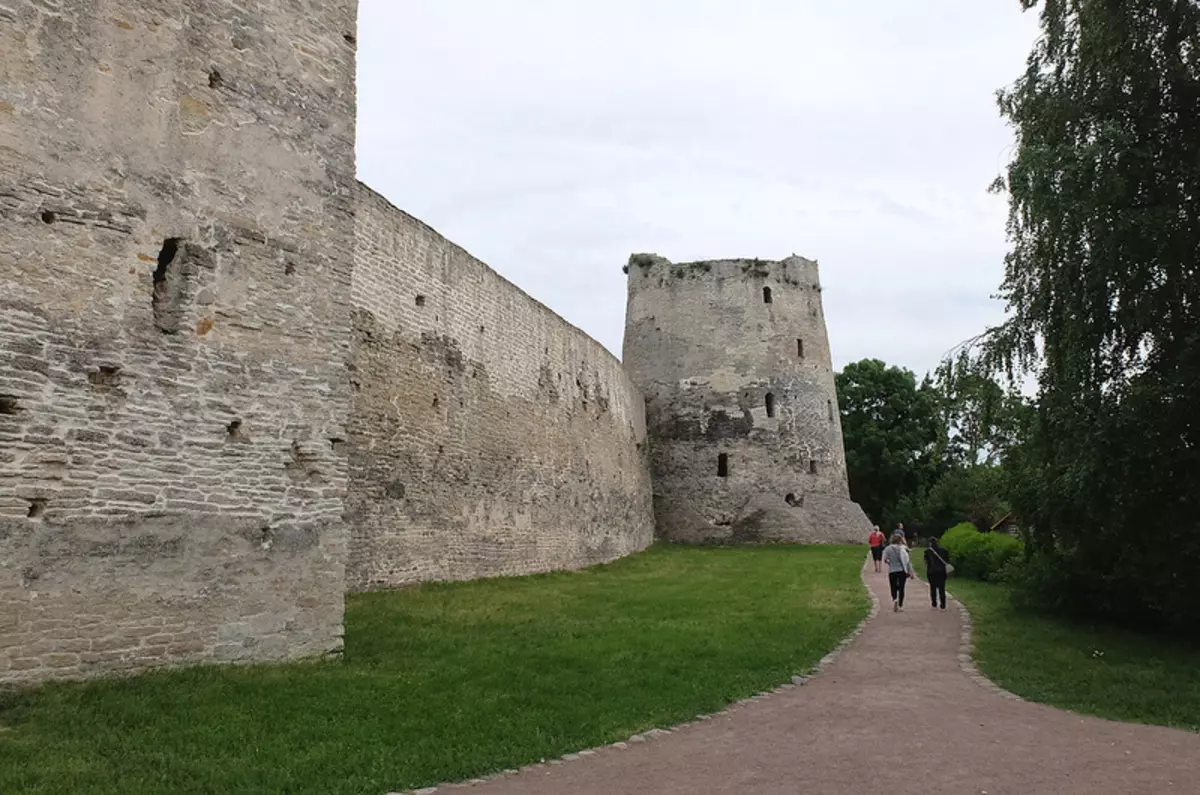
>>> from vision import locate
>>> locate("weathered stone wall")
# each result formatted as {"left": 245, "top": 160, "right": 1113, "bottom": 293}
{"left": 622, "top": 255, "right": 871, "bottom": 544}
{"left": 0, "top": 0, "right": 358, "bottom": 684}
{"left": 348, "top": 185, "right": 655, "bottom": 589}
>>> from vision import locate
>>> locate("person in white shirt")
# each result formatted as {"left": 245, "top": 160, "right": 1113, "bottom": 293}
{"left": 881, "top": 533, "right": 914, "bottom": 612}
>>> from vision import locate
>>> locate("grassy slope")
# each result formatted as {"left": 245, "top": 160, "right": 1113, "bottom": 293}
{"left": 0, "top": 544, "right": 868, "bottom": 795}
{"left": 914, "top": 552, "right": 1200, "bottom": 731}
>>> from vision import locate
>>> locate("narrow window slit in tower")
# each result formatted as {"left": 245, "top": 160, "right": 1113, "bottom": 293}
{"left": 765, "top": 392, "right": 775, "bottom": 418}
{"left": 152, "top": 237, "right": 184, "bottom": 334}
{"left": 763, "top": 286, "right": 772, "bottom": 303}
{"left": 797, "top": 338, "right": 804, "bottom": 358}
{"left": 809, "top": 460, "right": 818, "bottom": 475}
{"left": 828, "top": 400, "right": 834, "bottom": 421}
{"left": 717, "top": 453, "right": 729, "bottom": 478}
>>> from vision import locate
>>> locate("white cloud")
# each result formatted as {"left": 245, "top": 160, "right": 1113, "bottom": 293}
{"left": 356, "top": 0, "right": 1040, "bottom": 377}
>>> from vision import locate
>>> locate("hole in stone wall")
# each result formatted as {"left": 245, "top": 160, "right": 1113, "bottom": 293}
{"left": 27, "top": 498, "right": 46, "bottom": 519}
{"left": 828, "top": 400, "right": 835, "bottom": 421}
{"left": 432, "top": 396, "right": 439, "bottom": 407}
{"left": 226, "top": 419, "right": 248, "bottom": 442}
{"left": 152, "top": 237, "right": 183, "bottom": 334}
{"left": 41, "top": 210, "right": 57, "bottom": 224}
{"left": 797, "top": 338, "right": 804, "bottom": 358}
{"left": 87, "top": 364, "right": 122, "bottom": 388}
{"left": 717, "top": 453, "right": 729, "bottom": 478}
{"left": 785, "top": 492, "right": 797, "bottom": 506}
{"left": 809, "top": 460, "right": 818, "bottom": 475}
{"left": 285, "top": 261, "right": 297, "bottom": 275}
{"left": 208, "top": 68, "right": 223, "bottom": 89}
{"left": 415, "top": 295, "right": 426, "bottom": 307}
{"left": 343, "top": 32, "right": 357, "bottom": 45}
{"left": 0, "top": 395, "right": 21, "bottom": 415}
{"left": 765, "top": 392, "right": 775, "bottom": 418}
{"left": 763, "top": 286, "right": 772, "bottom": 303}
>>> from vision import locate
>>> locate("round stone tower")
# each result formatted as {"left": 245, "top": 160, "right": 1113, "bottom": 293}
{"left": 621, "top": 253, "right": 871, "bottom": 543}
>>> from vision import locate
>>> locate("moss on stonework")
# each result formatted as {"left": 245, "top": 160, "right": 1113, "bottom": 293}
{"left": 740, "top": 259, "right": 769, "bottom": 278}
{"left": 627, "top": 253, "right": 664, "bottom": 272}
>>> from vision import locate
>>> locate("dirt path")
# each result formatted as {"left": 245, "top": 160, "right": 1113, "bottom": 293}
{"left": 399, "top": 561, "right": 1200, "bottom": 794}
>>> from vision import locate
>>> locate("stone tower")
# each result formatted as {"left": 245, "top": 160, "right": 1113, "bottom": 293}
{"left": 1, "top": 1, "right": 358, "bottom": 682}
{"left": 622, "top": 254, "right": 871, "bottom": 544}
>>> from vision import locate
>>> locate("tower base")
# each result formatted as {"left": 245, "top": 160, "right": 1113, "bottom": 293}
{"left": 654, "top": 492, "right": 872, "bottom": 545}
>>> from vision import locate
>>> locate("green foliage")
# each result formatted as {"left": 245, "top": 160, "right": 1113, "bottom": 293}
{"left": 940, "top": 522, "right": 1022, "bottom": 581}
{"left": 931, "top": 354, "right": 1033, "bottom": 468}
{"left": 0, "top": 545, "right": 867, "bottom": 795}
{"left": 981, "top": 0, "right": 1200, "bottom": 634}
{"left": 835, "top": 358, "right": 942, "bottom": 525}
{"left": 919, "top": 465, "right": 1010, "bottom": 537}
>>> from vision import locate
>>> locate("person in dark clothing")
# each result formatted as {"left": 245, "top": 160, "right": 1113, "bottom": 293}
{"left": 924, "top": 538, "right": 951, "bottom": 610}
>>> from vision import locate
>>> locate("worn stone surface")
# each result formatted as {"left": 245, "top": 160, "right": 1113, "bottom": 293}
{"left": 622, "top": 255, "right": 870, "bottom": 543}
{"left": 0, "top": 0, "right": 358, "bottom": 683}
{"left": 1, "top": 1, "right": 870, "bottom": 687}
{"left": 347, "top": 186, "right": 654, "bottom": 589}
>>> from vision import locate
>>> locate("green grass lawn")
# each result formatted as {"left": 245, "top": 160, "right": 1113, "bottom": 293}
{"left": 914, "top": 551, "right": 1200, "bottom": 731}
{"left": 0, "top": 543, "right": 868, "bottom": 795}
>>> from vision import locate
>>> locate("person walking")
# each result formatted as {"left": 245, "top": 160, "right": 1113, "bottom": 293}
{"left": 868, "top": 525, "right": 887, "bottom": 573}
{"left": 882, "top": 533, "right": 913, "bottom": 612}
{"left": 924, "top": 537, "right": 951, "bottom": 610}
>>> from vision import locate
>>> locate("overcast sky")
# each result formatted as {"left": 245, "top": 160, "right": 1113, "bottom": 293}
{"left": 356, "top": 1, "right": 1041, "bottom": 378}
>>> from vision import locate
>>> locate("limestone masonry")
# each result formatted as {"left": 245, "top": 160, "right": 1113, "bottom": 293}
{"left": 348, "top": 186, "right": 653, "bottom": 590}
{"left": 0, "top": 1, "right": 866, "bottom": 686}
{"left": 623, "top": 255, "right": 870, "bottom": 544}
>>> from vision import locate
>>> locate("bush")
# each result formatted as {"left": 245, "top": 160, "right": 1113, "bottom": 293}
{"left": 940, "top": 522, "right": 1022, "bottom": 581}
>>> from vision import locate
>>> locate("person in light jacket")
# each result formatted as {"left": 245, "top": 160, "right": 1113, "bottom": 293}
{"left": 882, "top": 533, "right": 913, "bottom": 612}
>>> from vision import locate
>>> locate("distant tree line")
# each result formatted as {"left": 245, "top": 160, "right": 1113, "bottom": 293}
{"left": 835, "top": 357, "right": 1029, "bottom": 540}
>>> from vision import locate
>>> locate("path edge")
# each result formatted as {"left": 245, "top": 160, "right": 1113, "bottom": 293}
{"left": 947, "top": 584, "right": 1026, "bottom": 703}
{"left": 386, "top": 556, "right": 881, "bottom": 795}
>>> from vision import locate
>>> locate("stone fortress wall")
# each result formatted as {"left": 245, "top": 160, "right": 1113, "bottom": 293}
{"left": 0, "top": 0, "right": 359, "bottom": 684}
{"left": 622, "top": 255, "right": 871, "bottom": 544}
{"left": 347, "top": 185, "right": 654, "bottom": 590}
{"left": 1, "top": 0, "right": 861, "bottom": 688}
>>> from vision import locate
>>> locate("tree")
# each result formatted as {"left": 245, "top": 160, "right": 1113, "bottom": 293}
{"left": 932, "top": 354, "right": 1031, "bottom": 469}
{"left": 835, "top": 359, "right": 941, "bottom": 526}
{"left": 983, "top": 0, "right": 1200, "bottom": 631}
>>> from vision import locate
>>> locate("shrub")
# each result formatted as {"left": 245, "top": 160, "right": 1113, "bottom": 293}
{"left": 940, "top": 522, "right": 1022, "bottom": 581}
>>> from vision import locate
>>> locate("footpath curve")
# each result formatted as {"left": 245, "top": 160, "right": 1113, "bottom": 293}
{"left": 397, "top": 561, "right": 1200, "bottom": 795}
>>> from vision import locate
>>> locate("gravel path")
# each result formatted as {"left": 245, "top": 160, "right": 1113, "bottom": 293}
{"left": 396, "top": 560, "right": 1200, "bottom": 794}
